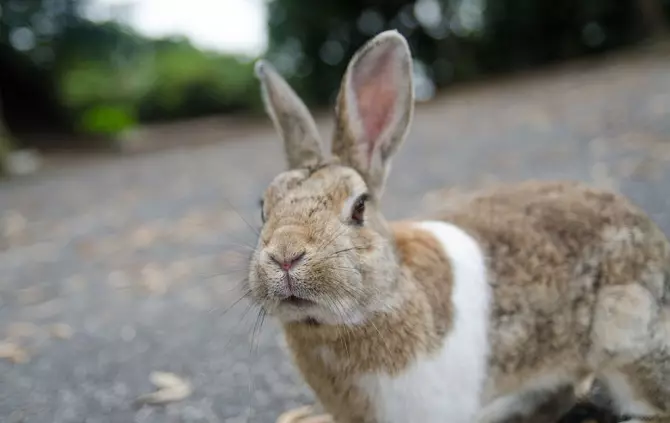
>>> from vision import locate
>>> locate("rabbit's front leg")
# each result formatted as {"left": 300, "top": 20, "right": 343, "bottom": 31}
{"left": 477, "top": 385, "right": 577, "bottom": 423}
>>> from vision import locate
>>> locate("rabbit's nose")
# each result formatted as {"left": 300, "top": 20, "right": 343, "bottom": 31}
{"left": 268, "top": 251, "right": 306, "bottom": 271}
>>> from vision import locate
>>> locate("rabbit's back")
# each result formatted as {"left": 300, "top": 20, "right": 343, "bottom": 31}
{"left": 427, "top": 180, "right": 670, "bottom": 397}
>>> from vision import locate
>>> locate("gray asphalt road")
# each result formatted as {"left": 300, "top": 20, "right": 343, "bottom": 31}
{"left": 1, "top": 49, "right": 670, "bottom": 423}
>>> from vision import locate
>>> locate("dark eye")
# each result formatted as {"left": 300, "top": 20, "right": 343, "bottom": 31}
{"left": 350, "top": 193, "right": 369, "bottom": 225}
{"left": 259, "top": 198, "right": 266, "bottom": 223}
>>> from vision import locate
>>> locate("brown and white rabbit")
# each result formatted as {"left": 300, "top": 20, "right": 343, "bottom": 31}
{"left": 247, "top": 30, "right": 670, "bottom": 423}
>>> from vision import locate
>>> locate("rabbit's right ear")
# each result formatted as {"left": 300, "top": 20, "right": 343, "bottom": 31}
{"left": 255, "top": 60, "right": 325, "bottom": 170}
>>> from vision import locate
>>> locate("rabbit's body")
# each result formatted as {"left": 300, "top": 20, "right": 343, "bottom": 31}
{"left": 280, "top": 181, "right": 670, "bottom": 423}
{"left": 284, "top": 217, "right": 490, "bottom": 423}
{"left": 250, "top": 31, "right": 670, "bottom": 423}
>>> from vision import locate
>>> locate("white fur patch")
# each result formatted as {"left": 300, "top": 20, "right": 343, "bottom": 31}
{"left": 357, "top": 221, "right": 491, "bottom": 423}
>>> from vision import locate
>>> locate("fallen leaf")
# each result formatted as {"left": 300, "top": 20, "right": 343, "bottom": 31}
{"left": 0, "top": 341, "right": 30, "bottom": 364}
{"left": 49, "top": 323, "right": 74, "bottom": 340}
{"left": 130, "top": 225, "right": 160, "bottom": 248}
{"left": 140, "top": 263, "right": 168, "bottom": 295}
{"left": 134, "top": 371, "right": 192, "bottom": 406}
{"left": 2, "top": 210, "right": 27, "bottom": 239}
{"left": 166, "top": 260, "right": 192, "bottom": 281}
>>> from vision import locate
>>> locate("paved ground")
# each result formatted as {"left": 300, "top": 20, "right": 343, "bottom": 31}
{"left": 1, "top": 47, "right": 670, "bottom": 423}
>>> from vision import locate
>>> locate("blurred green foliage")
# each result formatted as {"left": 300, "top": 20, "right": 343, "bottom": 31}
{"left": 137, "top": 39, "right": 261, "bottom": 121}
{"left": 267, "top": 0, "right": 670, "bottom": 106}
{"left": 55, "top": 20, "right": 261, "bottom": 135}
{"left": 0, "top": 0, "right": 669, "bottom": 143}
{"left": 0, "top": 1, "right": 261, "bottom": 139}
{"left": 77, "top": 104, "right": 136, "bottom": 135}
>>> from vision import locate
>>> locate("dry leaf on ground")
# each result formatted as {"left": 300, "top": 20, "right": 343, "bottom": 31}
{"left": 2, "top": 210, "right": 27, "bottom": 239}
{"left": 139, "top": 263, "right": 169, "bottom": 295}
{"left": 48, "top": 323, "right": 74, "bottom": 340}
{"left": 0, "top": 341, "right": 29, "bottom": 363}
{"left": 134, "top": 371, "right": 192, "bottom": 406}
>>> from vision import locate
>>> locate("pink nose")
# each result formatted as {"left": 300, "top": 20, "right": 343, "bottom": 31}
{"left": 270, "top": 251, "right": 305, "bottom": 271}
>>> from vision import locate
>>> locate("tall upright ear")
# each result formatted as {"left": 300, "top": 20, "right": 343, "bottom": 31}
{"left": 332, "top": 30, "right": 414, "bottom": 197}
{"left": 255, "top": 60, "right": 324, "bottom": 170}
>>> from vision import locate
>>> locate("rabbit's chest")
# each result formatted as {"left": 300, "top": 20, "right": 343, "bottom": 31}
{"left": 356, "top": 337, "right": 489, "bottom": 423}
{"left": 355, "top": 221, "right": 491, "bottom": 423}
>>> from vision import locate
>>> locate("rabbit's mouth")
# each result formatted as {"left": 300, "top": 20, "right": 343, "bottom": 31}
{"left": 281, "top": 295, "right": 315, "bottom": 307}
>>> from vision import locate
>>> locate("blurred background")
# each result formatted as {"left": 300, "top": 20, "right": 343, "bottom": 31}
{"left": 1, "top": 0, "right": 669, "bottom": 157}
{"left": 1, "top": 0, "right": 670, "bottom": 422}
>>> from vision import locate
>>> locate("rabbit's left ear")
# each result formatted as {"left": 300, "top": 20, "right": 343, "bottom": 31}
{"left": 255, "top": 60, "right": 325, "bottom": 170}
{"left": 332, "top": 30, "right": 415, "bottom": 198}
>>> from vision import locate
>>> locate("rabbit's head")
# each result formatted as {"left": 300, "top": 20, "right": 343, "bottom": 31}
{"left": 247, "top": 30, "right": 415, "bottom": 325}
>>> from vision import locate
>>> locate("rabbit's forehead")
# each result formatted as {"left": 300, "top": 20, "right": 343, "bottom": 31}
{"left": 265, "top": 165, "right": 367, "bottom": 212}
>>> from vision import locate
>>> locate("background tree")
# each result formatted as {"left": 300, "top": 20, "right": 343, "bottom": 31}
{"left": 266, "top": 0, "right": 665, "bottom": 108}
{"left": 0, "top": 0, "right": 668, "bottom": 157}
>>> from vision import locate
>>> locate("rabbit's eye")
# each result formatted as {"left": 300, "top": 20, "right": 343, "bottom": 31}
{"left": 350, "top": 193, "right": 369, "bottom": 225}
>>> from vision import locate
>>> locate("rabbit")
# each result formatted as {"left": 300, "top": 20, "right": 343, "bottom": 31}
{"left": 247, "top": 29, "right": 670, "bottom": 423}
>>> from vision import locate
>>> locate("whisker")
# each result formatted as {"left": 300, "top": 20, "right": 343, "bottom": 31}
{"left": 327, "top": 266, "right": 363, "bottom": 275}
{"left": 323, "top": 283, "right": 392, "bottom": 360}
{"left": 250, "top": 308, "right": 266, "bottom": 355}
{"left": 317, "top": 225, "right": 348, "bottom": 251}
{"left": 330, "top": 294, "right": 356, "bottom": 359}
{"left": 247, "top": 308, "right": 267, "bottom": 421}
{"left": 328, "top": 280, "right": 365, "bottom": 298}
{"left": 210, "top": 288, "right": 253, "bottom": 318}
{"left": 217, "top": 297, "right": 260, "bottom": 368}
{"left": 317, "top": 243, "right": 384, "bottom": 261}
{"left": 222, "top": 196, "right": 260, "bottom": 237}
{"left": 221, "top": 241, "right": 257, "bottom": 252}
{"left": 368, "top": 317, "right": 394, "bottom": 356}
{"left": 208, "top": 278, "right": 251, "bottom": 300}
{"left": 329, "top": 246, "right": 363, "bottom": 256}
{"left": 328, "top": 294, "right": 351, "bottom": 358}
{"left": 201, "top": 268, "right": 248, "bottom": 280}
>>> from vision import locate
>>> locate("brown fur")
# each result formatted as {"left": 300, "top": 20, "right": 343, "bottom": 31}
{"left": 273, "top": 180, "right": 670, "bottom": 423}
{"left": 255, "top": 61, "right": 325, "bottom": 170}
{"left": 331, "top": 30, "right": 414, "bottom": 199}
{"left": 279, "top": 221, "right": 456, "bottom": 422}
{"left": 250, "top": 31, "right": 670, "bottom": 423}
{"left": 426, "top": 181, "right": 670, "bottom": 395}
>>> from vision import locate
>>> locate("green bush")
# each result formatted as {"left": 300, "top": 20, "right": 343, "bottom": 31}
{"left": 77, "top": 104, "right": 137, "bottom": 135}
{"left": 54, "top": 22, "right": 262, "bottom": 136}
{"left": 136, "top": 40, "right": 262, "bottom": 121}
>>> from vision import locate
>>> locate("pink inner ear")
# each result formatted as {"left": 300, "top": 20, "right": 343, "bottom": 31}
{"left": 352, "top": 48, "right": 397, "bottom": 164}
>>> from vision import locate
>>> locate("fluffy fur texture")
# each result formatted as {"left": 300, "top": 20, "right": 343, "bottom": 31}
{"left": 249, "top": 30, "right": 670, "bottom": 423}
{"left": 355, "top": 221, "right": 490, "bottom": 423}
